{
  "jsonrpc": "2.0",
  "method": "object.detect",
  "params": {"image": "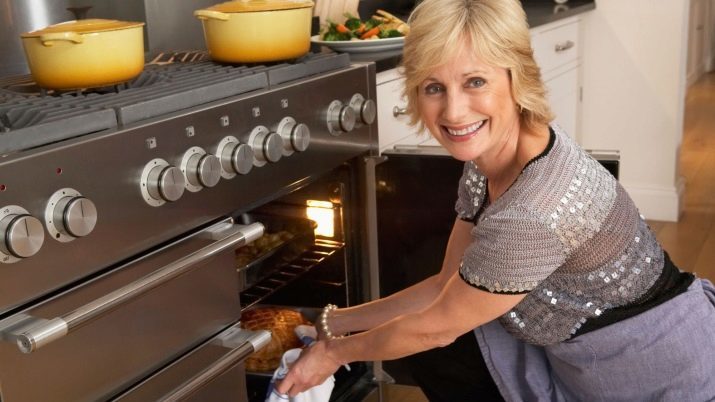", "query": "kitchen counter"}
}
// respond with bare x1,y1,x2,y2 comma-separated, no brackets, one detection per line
346,0,596,72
